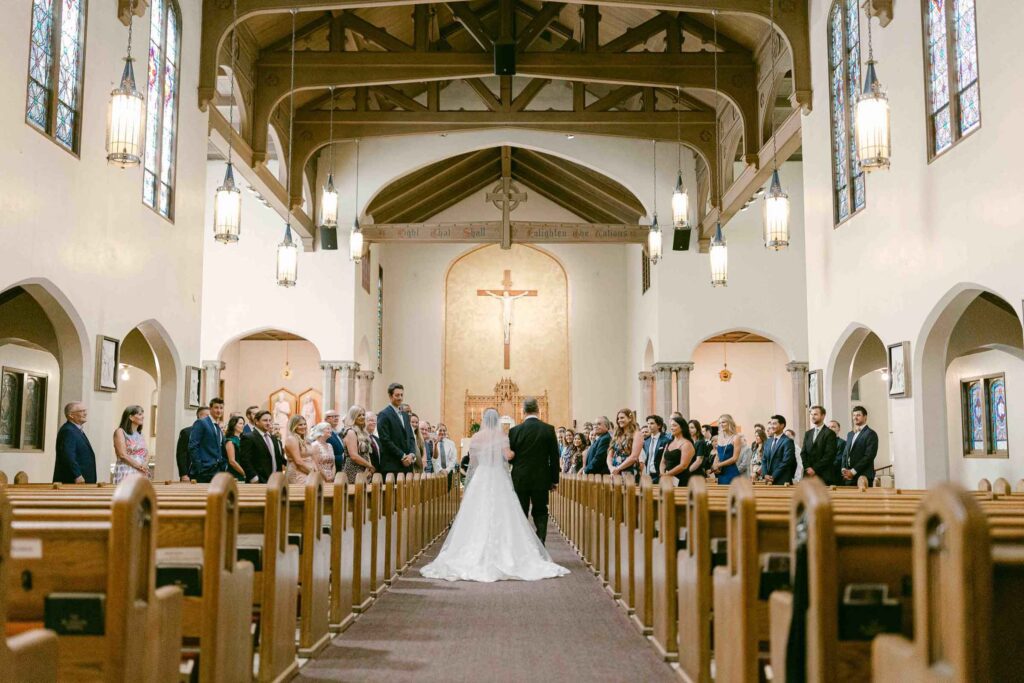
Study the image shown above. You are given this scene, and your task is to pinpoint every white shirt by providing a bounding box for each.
[431,438,458,471]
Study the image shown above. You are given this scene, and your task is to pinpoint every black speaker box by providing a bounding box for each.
[494,41,516,75]
[320,226,338,250]
[672,227,692,251]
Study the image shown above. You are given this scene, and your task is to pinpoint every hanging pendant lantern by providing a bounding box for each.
[276,223,298,287]
[671,173,689,229]
[709,223,728,287]
[321,172,339,227]
[212,162,242,242]
[106,16,144,168]
[647,214,663,265]
[763,169,790,250]
[350,217,364,263]
[856,60,891,171]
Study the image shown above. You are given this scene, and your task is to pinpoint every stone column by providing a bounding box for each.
[336,362,359,413]
[676,362,695,419]
[652,363,676,418]
[319,362,338,413]
[355,370,375,410]
[201,360,224,404]
[638,371,655,418]
[786,361,810,438]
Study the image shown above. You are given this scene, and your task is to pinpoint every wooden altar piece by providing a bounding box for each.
[463,378,549,436]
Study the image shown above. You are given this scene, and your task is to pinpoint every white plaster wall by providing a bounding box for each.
[219,339,322,417]
[690,342,792,434]
[0,345,61,483]
[0,0,207,479]
[802,0,1024,486]
[945,350,1024,487]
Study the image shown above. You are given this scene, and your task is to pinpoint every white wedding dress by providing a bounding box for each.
[420,413,569,583]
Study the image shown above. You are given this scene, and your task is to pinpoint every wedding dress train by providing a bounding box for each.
[420,413,569,583]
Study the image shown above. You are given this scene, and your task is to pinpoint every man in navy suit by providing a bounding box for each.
[584,416,612,475]
[642,415,671,483]
[188,397,227,483]
[841,405,879,486]
[243,405,258,435]
[52,402,97,484]
[377,383,416,475]
[763,414,797,485]
[324,409,346,473]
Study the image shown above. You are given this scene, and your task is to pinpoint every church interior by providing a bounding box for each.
[1,0,1022,680]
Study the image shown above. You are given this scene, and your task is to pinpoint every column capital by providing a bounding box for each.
[638,371,655,383]
[355,370,375,381]
[677,362,695,373]
[785,361,810,374]
[651,362,676,376]
[201,360,225,371]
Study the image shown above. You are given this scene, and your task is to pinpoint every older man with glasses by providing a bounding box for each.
[53,402,97,484]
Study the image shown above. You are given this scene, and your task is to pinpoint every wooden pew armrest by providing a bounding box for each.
[871,634,917,681]
[6,628,59,682]
[153,585,184,683]
[769,590,792,682]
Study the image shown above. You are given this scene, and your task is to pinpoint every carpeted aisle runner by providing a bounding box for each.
[297,527,678,682]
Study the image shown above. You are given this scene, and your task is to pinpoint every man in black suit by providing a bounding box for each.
[52,402,97,484]
[377,383,416,475]
[841,405,879,486]
[508,397,560,545]
[365,411,382,471]
[240,410,284,483]
[176,406,209,481]
[584,416,612,475]
[829,419,847,476]
[763,414,797,485]
[801,405,838,485]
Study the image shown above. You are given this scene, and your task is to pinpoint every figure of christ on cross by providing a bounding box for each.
[477,269,537,370]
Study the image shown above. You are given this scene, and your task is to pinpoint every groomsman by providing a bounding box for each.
[642,415,671,483]
[841,406,879,485]
[377,383,416,475]
[53,402,97,484]
[801,406,838,485]
[240,410,284,482]
[762,415,796,485]
[189,398,227,482]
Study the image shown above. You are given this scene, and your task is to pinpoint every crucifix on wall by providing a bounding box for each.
[487,146,527,249]
[477,269,537,370]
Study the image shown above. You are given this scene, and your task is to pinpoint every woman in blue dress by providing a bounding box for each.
[710,413,742,485]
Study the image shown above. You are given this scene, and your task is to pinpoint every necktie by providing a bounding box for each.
[440,442,447,469]
[264,432,273,455]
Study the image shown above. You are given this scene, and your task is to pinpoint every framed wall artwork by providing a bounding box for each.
[150,404,158,438]
[808,369,823,407]
[298,388,323,427]
[269,388,297,431]
[96,335,120,392]
[887,341,911,398]
[185,366,203,408]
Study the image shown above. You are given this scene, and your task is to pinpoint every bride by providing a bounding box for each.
[420,408,569,582]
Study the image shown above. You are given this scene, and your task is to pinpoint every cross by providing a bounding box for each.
[486,147,527,249]
[477,269,537,370]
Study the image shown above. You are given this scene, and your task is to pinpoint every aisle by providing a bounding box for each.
[297,528,678,682]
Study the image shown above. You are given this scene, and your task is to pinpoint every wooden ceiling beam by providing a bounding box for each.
[512,150,641,223]
[370,84,427,111]
[516,2,566,52]
[446,2,495,51]
[600,13,672,53]
[510,77,550,112]
[370,149,497,219]
[388,157,503,223]
[585,84,642,112]
[259,12,332,55]
[677,14,747,54]
[340,10,414,52]
[464,78,502,112]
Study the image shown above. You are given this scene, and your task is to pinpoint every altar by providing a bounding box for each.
[464,378,549,435]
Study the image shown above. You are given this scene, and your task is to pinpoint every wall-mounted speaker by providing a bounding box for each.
[672,227,692,251]
[494,41,516,75]
[319,226,338,250]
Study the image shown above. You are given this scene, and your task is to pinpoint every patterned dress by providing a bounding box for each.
[342,428,372,484]
[113,429,149,484]
[312,439,336,483]
[286,438,316,485]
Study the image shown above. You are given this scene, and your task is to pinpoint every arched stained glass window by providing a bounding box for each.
[989,376,1007,452]
[25,0,87,153]
[924,0,981,157]
[827,0,865,225]
[962,374,1008,457]
[143,0,181,220]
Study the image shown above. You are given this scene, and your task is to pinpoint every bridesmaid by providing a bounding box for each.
[285,415,314,484]
[222,415,247,481]
[307,421,337,482]
[112,405,150,483]
[710,414,742,485]
[661,416,697,485]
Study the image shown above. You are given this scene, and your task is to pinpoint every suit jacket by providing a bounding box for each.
[422,439,434,472]
[833,437,847,471]
[327,432,345,472]
[376,404,415,474]
[188,416,226,482]
[240,429,283,483]
[368,435,382,471]
[52,421,97,484]
[642,433,671,483]
[508,416,560,491]
[584,432,612,475]
[176,426,193,479]
[763,434,797,485]
[843,426,879,485]
[801,425,839,485]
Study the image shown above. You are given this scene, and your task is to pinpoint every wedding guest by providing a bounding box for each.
[608,408,644,478]
[702,424,714,442]
[749,426,768,481]
[342,406,375,483]
[222,415,248,481]
[271,422,286,472]
[365,411,382,471]
[801,405,838,485]
[784,428,802,482]
[176,406,208,482]
[642,415,671,483]
[736,433,755,479]
[661,416,696,485]
[53,402,97,484]
[308,421,337,482]
[688,419,711,477]
[709,414,742,484]
[378,383,416,475]
[240,410,281,482]
[324,409,346,473]
[559,428,575,472]
[410,413,426,473]
[243,405,259,434]
[431,424,458,478]
[285,415,315,484]
[112,405,150,483]
[762,416,796,485]
[584,417,612,475]
[829,419,847,476]
[189,398,227,483]
[568,432,589,473]
[841,406,879,485]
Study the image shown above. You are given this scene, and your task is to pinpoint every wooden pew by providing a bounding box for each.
[632,476,656,636]
[0,488,58,682]
[5,477,183,681]
[294,472,331,658]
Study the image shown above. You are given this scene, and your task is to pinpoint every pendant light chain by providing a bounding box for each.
[652,138,657,216]
[355,138,360,220]
[866,4,874,62]
[285,9,297,223]
[328,87,334,172]
[769,0,779,170]
[676,86,682,169]
[227,0,237,167]
[713,10,720,205]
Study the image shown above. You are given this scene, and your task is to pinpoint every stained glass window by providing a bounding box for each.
[144,0,181,220]
[377,266,384,374]
[988,376,1008,452]
[924,0,981,157]
[0,369,48,452]
[827,0,865,225]
[25,0,86,152]
[962,374,1009,457]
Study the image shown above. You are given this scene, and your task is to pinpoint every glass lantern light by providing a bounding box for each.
[709,223,728,287]
[763,169,790,250]
[856,59,891,171]
[106,18,144,168]
[350,218,364,263]
[276,224,298,287]
[647,214,663,265]
[671,172,689,229]
[212,162,242,243]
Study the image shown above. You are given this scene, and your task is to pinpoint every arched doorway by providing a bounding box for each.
[918,288,1024,486]
[218,329,324,435]
[826,325,892,480]
[0,280,88,482]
